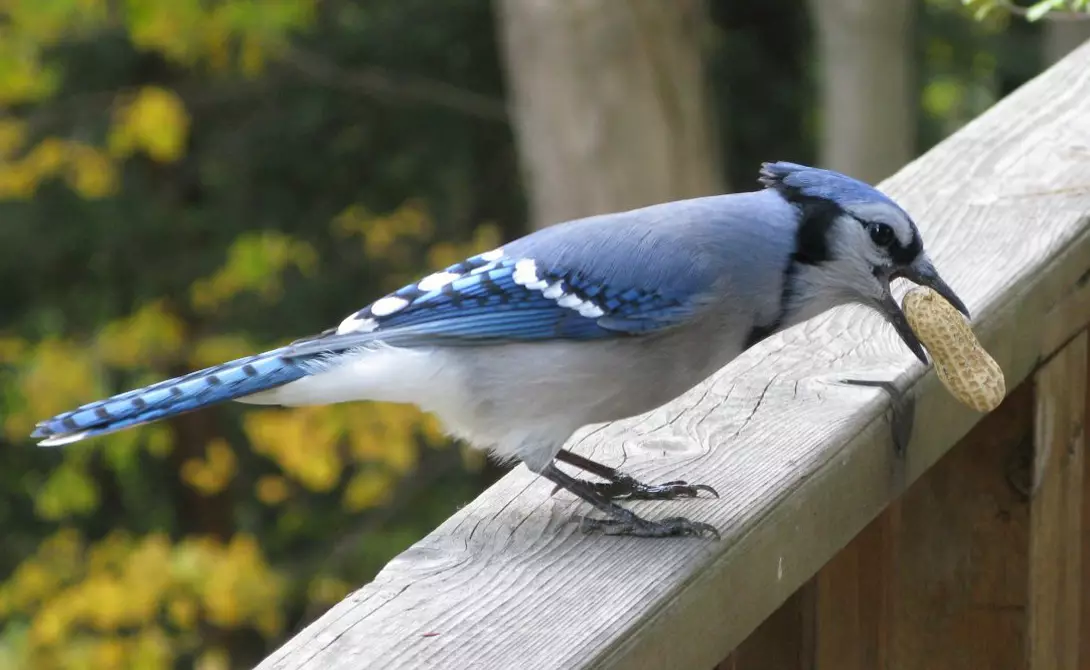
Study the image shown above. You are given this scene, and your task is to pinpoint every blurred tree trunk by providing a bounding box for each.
[1043,19,1090,66]
[807,0,915,184]
[495,0,724,229]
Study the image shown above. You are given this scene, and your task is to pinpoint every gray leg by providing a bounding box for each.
[539,462,719,539]
[553,448,719,500]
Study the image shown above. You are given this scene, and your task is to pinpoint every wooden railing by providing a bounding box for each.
[256,41,1090,670]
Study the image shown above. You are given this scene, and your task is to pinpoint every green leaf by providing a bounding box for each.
[1026,0,1066,20]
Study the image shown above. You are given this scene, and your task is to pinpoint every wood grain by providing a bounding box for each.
[256,42,1090,670]
[1028,333,1086,669]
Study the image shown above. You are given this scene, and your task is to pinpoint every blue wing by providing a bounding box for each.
[284,245,716,357]
[281,193,789,357]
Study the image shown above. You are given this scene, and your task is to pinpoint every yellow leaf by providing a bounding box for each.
[64,143,118,199]
[7,561,60,611]
[195,647,230,670]
[10,339,102,439]
[24,137,67,177]
[0,160,38,200]
[108,86,190,163]
[181,439,237,496]
[244,408,341,491]
[306,575,351,606]
[91,638,125,669]
[87,531,132,574]
[0,117,27,157]
[35,461,100,520]
[197,534,286,635]
[145,424,174,458]
[95,300,185,369]
[189,335,256,368]
[0,35,59,104]
[342,470,392,512]
[129,627,172,670]
[29,601,71,646]
[166,596,198,631]
[190,232,317,312]
[0,336,26,363]
[255,475,289,505]
[240,37,265,77]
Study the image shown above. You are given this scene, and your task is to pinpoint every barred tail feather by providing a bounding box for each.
[31,348,314,447]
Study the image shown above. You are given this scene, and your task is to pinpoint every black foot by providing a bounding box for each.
[553,474,718,501]
[591,475,719,501]
[577,514,721,539]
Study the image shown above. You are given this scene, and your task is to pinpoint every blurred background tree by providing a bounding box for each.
[0,0,1086,668]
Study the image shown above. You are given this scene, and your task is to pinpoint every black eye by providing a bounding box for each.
[868,222,894,247]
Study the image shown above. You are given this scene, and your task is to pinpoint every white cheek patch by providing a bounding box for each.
[512,258,607,320]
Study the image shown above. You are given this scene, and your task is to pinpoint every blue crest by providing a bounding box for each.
[758,161,904,213]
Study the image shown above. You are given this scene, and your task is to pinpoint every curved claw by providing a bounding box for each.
[576,514,721,540]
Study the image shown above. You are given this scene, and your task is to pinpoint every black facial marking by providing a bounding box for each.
[889,234,922,266]
[775,187,844,265]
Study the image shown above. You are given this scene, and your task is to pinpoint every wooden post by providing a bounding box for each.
[1028,333,1085,669]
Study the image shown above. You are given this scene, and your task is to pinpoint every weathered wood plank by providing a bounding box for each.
[812,502,899,669]
[257,42,1090,670]
[1028,333,1086,669]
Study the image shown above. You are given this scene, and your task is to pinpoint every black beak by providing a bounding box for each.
[879,258,969,365]
[897,261,970,319]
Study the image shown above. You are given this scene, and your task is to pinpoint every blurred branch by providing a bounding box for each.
[280,46,509,123]
[999,0,1090,20]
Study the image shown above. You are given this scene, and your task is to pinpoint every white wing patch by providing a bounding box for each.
[417,271,460,292]
[511,258,606,320]
[334,248,609,339]
[371,296,409,317]
[336,314,379,335]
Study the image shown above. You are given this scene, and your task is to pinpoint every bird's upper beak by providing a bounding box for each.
[878,257,969,365]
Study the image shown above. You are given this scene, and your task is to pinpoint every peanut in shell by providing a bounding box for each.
[901,287,1004,412]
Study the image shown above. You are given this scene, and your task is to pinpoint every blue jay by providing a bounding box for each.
[31,162,967,539]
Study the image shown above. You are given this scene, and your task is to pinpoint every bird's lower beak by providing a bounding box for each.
[879,259,969,365]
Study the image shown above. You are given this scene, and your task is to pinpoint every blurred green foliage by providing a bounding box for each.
[0,0,1057,667]
[963,0,1089,21]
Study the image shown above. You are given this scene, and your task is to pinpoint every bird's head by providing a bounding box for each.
[759,161,967,364]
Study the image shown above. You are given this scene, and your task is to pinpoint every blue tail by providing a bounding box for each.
[31,347,315,446]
